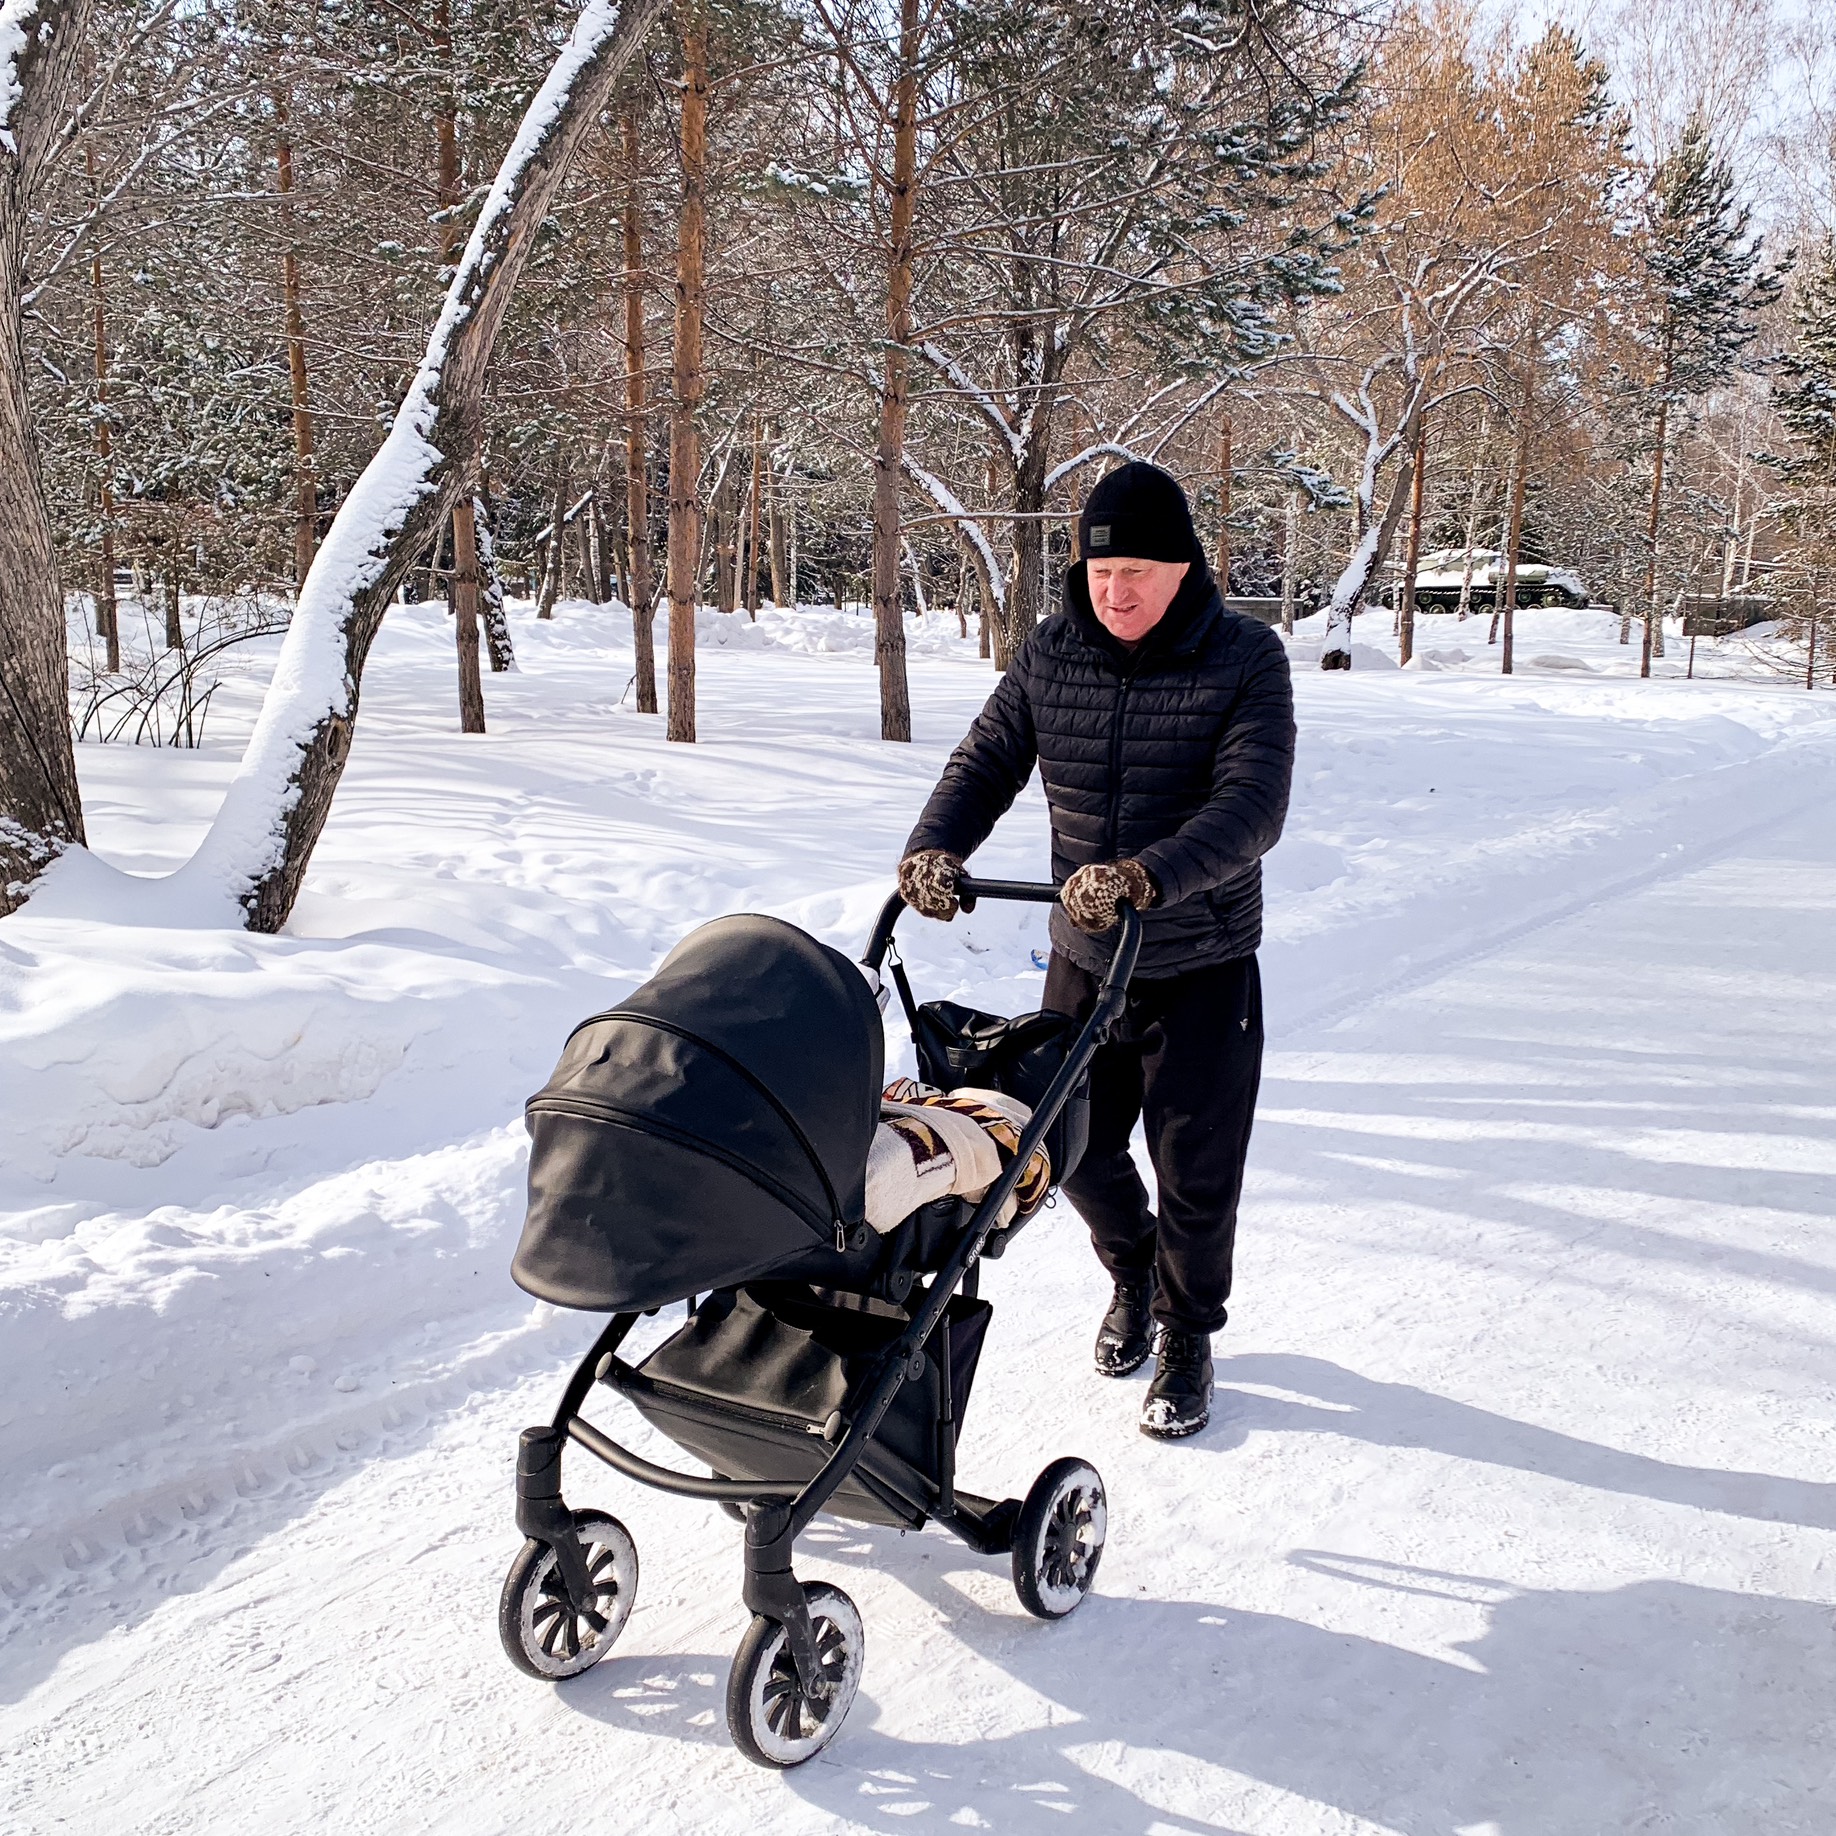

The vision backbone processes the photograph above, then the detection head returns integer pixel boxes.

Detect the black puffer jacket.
[905,560,1294,978]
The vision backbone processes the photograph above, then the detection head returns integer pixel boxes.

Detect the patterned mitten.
[898,849,964,921]
[1061,859,1158,935]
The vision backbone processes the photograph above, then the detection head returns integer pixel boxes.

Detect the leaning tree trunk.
[868,0,920,739]
[665,4,708,744]
[0,0,96,912]
[1320,419,1420,670]
[124,0,667,932]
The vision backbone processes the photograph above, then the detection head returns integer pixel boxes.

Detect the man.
[898,461,1294,1439]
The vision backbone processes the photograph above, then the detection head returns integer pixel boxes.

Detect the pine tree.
[1636,117,1785,676]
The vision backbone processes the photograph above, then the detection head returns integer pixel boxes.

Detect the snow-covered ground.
[3,597,1833,1834]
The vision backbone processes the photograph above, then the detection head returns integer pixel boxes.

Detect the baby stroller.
[498,874,1141,1766]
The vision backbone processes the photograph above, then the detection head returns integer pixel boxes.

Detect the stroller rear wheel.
[499,1509,638,1679]
[1012,1457,1107,1619]
[726,1581,864,1767]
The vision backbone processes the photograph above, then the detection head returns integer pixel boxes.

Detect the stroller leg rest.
[742,1505,828,1701]
[515,1426,596,1611]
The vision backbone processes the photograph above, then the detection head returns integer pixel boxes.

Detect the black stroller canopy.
[515,914,885,1313]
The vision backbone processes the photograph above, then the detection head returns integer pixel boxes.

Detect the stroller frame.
[508,876,1141,1751]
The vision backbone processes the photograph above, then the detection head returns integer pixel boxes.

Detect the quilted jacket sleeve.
[903,645,1039,860]
[1133,622,1295,908]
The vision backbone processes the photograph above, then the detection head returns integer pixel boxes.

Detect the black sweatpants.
[1044,951,1263,1336]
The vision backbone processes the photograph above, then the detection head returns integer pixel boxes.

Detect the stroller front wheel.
[726,1581,864,1767]
[1013,1457,1107,1619]
[499,1509,639,1679]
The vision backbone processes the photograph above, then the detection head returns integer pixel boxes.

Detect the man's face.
[1086,555,1190,644]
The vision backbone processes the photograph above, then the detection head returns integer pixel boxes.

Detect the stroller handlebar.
[862,872,1142,988]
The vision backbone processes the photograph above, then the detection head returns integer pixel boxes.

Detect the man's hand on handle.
[1062,859,1158,935]
[898,850,964,921]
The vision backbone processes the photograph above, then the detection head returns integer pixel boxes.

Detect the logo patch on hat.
[1090,524,1111,547]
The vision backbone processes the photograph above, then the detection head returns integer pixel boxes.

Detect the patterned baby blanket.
[864,1078,1051,1234]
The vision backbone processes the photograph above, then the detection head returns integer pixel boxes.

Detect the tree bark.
[1398,415,1426,668]
[84,144,119,673]
[0,0,95,912]
[620,105,657,710]
[1640,375,1672,679]
[1280,488,1299,636]
[868,0,920,738]
[1215,409,1232,590]
[537,456,568,619]
[714,459,738,614]
[164,553,184,650]
[276,88,318,590]
[666,6,709,743]
[451,497,487,731]
[767,454,789,606]
[744,413,763,618]
[475,495,515,671]
[1500,357,1535,677]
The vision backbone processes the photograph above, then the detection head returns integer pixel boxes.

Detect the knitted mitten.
[898,849,964,921]
[1061,859,1158,934]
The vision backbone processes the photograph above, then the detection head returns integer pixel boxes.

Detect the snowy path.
[3,604,1834,1832]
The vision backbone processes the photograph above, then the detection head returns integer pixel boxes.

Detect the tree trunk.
[868,0,920,737]
[745,414,763,618]
[767,456,789,606]
[1640,380,1671,679]
[620,106,657,711]
[276,89,318,590]
[537,457,568,619]
[1215,409,1232,590]
[1320,419,1419,670]
[714,460,738,614]
[0,0,96,912]
[1398,415,1426,668]
[476,495,515,671]
[84,144,120,673]
[582,490,604,603]
[451,497,487,731]
[1500,358,1535,677]
[1456,421,1486,621]
[666,6,709,744]
[1280,488,1299,636]
[164,555,184,650]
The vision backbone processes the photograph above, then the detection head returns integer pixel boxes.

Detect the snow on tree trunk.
[0,0,95,915]
[1320,423,1419,671]
[135,0,665,931]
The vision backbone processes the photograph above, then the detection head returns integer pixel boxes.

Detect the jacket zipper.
[1104,664,1133,859]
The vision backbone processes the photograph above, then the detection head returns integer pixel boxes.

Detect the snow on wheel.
[725,1582,864,1768]
[1012,1457,1106,1619]
[499,1510,638,1680]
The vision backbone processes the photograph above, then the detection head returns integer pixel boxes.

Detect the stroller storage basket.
[618,1286,993,1529]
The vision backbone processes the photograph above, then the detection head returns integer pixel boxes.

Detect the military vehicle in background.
[1392,548,1590,612]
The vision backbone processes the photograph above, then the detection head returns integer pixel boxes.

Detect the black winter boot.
[1093,1274,1158,1377]
[1140,1330,1212,1439]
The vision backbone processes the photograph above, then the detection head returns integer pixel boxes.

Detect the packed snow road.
[3,603,1834,1833]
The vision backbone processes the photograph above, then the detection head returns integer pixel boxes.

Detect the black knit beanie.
[1077,461,1198,565]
